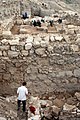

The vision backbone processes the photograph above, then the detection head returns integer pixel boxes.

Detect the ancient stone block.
[25,43,32,50]
[35,48,45,55]
[8,50,19,57]
[55,36,63,41]
[0,51,2,56]
[21,50,28,56]
[74,69,80,77]
[0,45,9,50]
[3,73,11,81]
[11,46,16,51]
[8,39,19,45]
[71,44,79,52]
[33,41,40,48]
[26,35,33,43]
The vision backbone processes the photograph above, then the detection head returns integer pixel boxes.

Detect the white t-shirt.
[17,86,28,101]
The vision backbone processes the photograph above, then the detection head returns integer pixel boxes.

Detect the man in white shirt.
[17,82,28,112]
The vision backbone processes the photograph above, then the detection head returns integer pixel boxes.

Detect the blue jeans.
[17,100,26,112]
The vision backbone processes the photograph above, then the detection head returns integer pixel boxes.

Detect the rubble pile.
[1,92,80,120]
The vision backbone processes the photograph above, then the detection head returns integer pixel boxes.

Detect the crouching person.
[17,82,28,112]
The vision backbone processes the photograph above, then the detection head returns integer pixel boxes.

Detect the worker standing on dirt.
[17,82,28,112]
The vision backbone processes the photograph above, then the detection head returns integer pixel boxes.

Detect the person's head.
[22,81,26,86]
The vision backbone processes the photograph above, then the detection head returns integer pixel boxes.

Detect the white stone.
[0,51,2,56]
[63,103,76,111]
[0,117,6,120]
[25,43,32,50]
[40,41,47,47]
[20,28,27,34]
[51,105,60,115]
[55,36,63,41]
[3,51,7,56]
[8,38,19,45]
[0,45,9,50]
[47,45,53,52]
[71,44,79,52]
[68,25,76,29]
[35,48,45,55]
[11,46,16,51]
[75,92,80,101]
[26,35,33,43]
[1,39,8,44]
[34,36,42,42]
[2,31,12,37]
[8,51,19,57]
[16,19,23,25]
[33,41,40,48]
[21,50,28,56]
[50,35,55,42]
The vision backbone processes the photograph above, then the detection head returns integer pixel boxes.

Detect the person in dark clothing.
[49,20,53,27]
[33,20,37,27]
[58,19,62,24]
[37,20,41,27]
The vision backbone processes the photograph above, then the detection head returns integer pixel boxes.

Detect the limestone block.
[68,25,76,29]
[8,39,19,45]
[3,51,7,56]
[21,50,28,56]
[34,36,42,42]
[63,103,76,111]
[74,69,80,77]
[16,19,23,25]
[35,48,45,55]
[71,44,79,52]
[26,35,33,43]
[51,105,60,115]
[0,45,9,50]
[47,45,53,52]
[23,19,29,25]
[3,73,11,80]
[0,51,2,56]
[25,43,32,50]
[2,31,12,37]
[65,71,73,77]
[50,35,55,42]
[53,98,64,108]
[44,35,49,43]
[1,39,8,45]
[40,41,47,47]
[75,92,80,101]
[55,36,63,41]
[56,71,66,78]
[20,28,27,34]
[76,37,80,43]
[9,67,17,75]
[8,50,19,57]
[33,41,40,48]
[11,46,16,51]
[0,117,6,120]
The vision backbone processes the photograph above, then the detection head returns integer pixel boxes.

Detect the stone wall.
[0,30,80,95]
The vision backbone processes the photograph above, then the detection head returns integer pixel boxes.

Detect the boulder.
[75,92,80,101]
[63,103,76,111]
[35,48,45,55]
[25,43,32,50]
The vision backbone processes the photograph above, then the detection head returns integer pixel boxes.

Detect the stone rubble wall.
[0,29,80,95]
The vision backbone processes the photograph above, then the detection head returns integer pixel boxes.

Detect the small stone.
[25,43,32,50]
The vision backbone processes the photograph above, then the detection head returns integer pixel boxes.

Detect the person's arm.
[17,88,19,97]
[25,88,28,96]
